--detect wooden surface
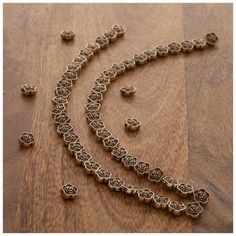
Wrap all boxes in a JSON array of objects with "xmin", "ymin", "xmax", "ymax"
[{"xmin": 3, "ymin": 3, "xmax": 232, "ymax": 233}]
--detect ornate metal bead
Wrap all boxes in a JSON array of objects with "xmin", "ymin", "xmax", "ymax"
[
  {"xmin": 137, "ymin": 188, "xmax": 154, "ymax": 203},
  {"xmin": 122, "ymin": 184, "xmax": 138, "ymax": 195},
  {"xmin": 52, "ymin": 96, "xmax": 68, "ymax": 106},
  {"xmin": 108, "ymin": 177, "xmax": 125, "ymax": 191},
  {"xmin": 111, "ymin": 147, "xmax": 127, "ymax": 161},
  {"xmin": 61, "ymin": 31, "xmax": 75, "ymax": 41},
  {"xmin": 95, "ymin": 168, "xmax": 112, "ymax": 183},
  {"xmin": 192, "ymin": 38, "xmax": 207, "ymax": 50},
  {"xmin": 61, "ymin": 183, "xmax": 78, "ymax": 200},
  {"xmin": 181, "ymin": 40, "xmax": 194, "ymax": 53},
  {"xmin": 102, "ymin": 137, "xmax": 119, "ymax": 151},
  {"xmin": 112, "ymin": 25, "xmax": 125, "ymax": 37},
  {"xmin": 193, "ymin": 188, "xmax": 210, "ymax": 204},
  {"xmin": 162, "ymin": 176, "xmax": 178, "ymax": 189},
  {"xmin": 55, "ymin": 86, "xmax": 71, "ymax": 98},
  {"xmin": 62, "ymin": 69, "xmax": 78, "ymax": 82},
  {"xmin": 57, "ymin": 123, "xmax": 73, "ymax": 136},
  {"xmin": 176, "ymin": 183, "xmax": 194, "ymax": 198},
  {"xmin": 95, "ymin": 128, "xmax": 112, "ymax": 141},
  {"xmin": 72, "ymin": 55, "xmax": 88, "ymax": 67},
  {"xmin": 205, "ymin": 33, "xmax": 218, "ymax": 46},
  {"xmin": 66, "ymin": 62, "xmax": 81, "ymax": 72},
  {"xmin": 133, "ymin": 53, "xmax": 148, "ymax": 65},
  {"xmin": 95, "ymin": 36, "xmax": 109, "ymax": 48},
  {"xmin": 121, "ymin": 59, "xmax": 136, "ymax": 70},
  {"xmin": 68, "ymin": 142, "xmax": 84, "ymax": 155},
  {"xmin": 104, "ymin": 29, "xmax": 117, "ymax": 42},
  {"xmin": 85, "ymin": 102, "xmax": 101, "ymax": 113},
  {"xmin": 85, "ymin": 112, "xmax": 102, "ymax": 123},
  {"xmin": 95, "ymin": 75, "xmax": 110, "ymax": 86},
  {"xmin": 79, "ymin": 48, "xmax": 94, "ymax": 61},
  {"xmin": 86, "ymin": 42, "xmax": 101, "ymax": 54},
  {"xmin": 84, "ymin": 160, "xmax": 100, "ymax": 175},
  {"xmin": 111, "ymin": 63, "xmax": 126, "ymax": 75},
  {"xmin": 121, "ymin": 155, "xmax": 138, "ymax": 169},
  {"xmin": 53, "ymin": 112, "xmax": 70, "ymax": 124},
  {"xmin": 19, "ymin": 132, "xmax": 35, "ymax": 148},
  {"xmin": 75, "ymin": 150, "xmax": 92, "ymax": 165},
  {"xmin": 89, "ymin": 120, "xmax": 105, "ymax": 133},
  {"xmin": 91, "ymin": 84, "xmax": 107, "ymax": 94},
  {"xmin": 185, "ymin": 202, "xmax": 203, "ymax": 218},
  {"xmin": 143, "ymin": 49, "xmax": 157, "ymax": 60},
  {"xmin": 148, "ymin": 168, "xmax": 164, "ymax": 183},
  {"xmin": 134, "ymin": 161, "xmax": 150, "ymax": 176},
  {"xmin": 120, "ymin": 85, "xmax": 136, "ymax": 96},
  {"xmin": 63, "ymin": 132, "xmax": 79, "ymax": 146},
  {"xmin": 125, "ymin": 118, "xmax": 141, "ymax": 131},
  {"xmin": 155, "ymin": 46, "xmax": 169, "ymax": 57},
  {"xmin": 152, "ymin": 195, "xmax": 170, "ymax": 209},
  {"xmin": 102, "ymin": 68, "xmax": 117, "ymax": 81},
  {"xmin": 168, "ymin": 42, "xmax": 182, "ymax": 55},
  {"xmin": 88, "ymin": 92, "xmax": 103, "ymax": 103},
  {"xmin": 57, "ymin": 78, "xmax": 73, "ymax": 89},
  {"xmin": 21, "ymin": 84, "xmax": 37, "ymax": 96},
  {"xmin": 168, "ymin": 201, "xmax": 186, "ymax": 215},
  {"xmin": 51, "ymin": 103, "xmax": 66, "ymax": 116}
]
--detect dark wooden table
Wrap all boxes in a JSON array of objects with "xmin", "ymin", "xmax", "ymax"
[{"xmin": 3, "ymin": 3, "xmax": 233, "ymax": 233}]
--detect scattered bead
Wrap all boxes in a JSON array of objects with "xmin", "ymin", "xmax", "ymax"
[
  {"xmin": 61, "ymin": 31, "xmax": 75, "ymax": 41},
  {"xmin": 125, "ymin": 118, "xmax": 141, "ymax": 131},
  {"xmin": 21, "ymin": 84, "xmax": 37, "ymax": 96},
  {"xmin": 120, "ymin": 85, "xmax": 136, "ymax": 96},
  {"xmin": 19, "ymin": 132, "xmax": 35, "ymax": 148},
  {"xmin": 61, "ymin": 183, "xmax": 78, "ymax": 200}
]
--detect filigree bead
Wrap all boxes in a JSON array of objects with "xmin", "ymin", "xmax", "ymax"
[
  {"xmin": 162, "ymin": 176, "xmax": 178, "ymax": 189},
  {"xmin": 133, "ymin": 53, "xmax": 148, "ymax": 65},
  {"xmin": 176, "ymin": 183, "xmax": 194, "ymax": 198},
  {"xmin": 55, "ymin": 86, "xmax": 71, "ymax": 98},
  {"xmin": 148, "ymin": 168, "xmax": 164, "ymax": 183},
  {"xmin": 72, "ymin": 55, "xmax": 88, "ymax": 67},
  {"xmin": 125, "ymin": 118, "xmax": 141, "ymax": 131},
  {"xmin": 168, "ymin": 201, "xmax": 186, "ymax": 215},
  {"xmin": 122, "ymin": 184, "xmax": 138, "ymax": 195},
  {"xmin": 79, "ymin": 48, "xmax": 94, "ymax": 61},
  {"xmin": 185, "ymin": 202, "xmax": 203, "ymax": 218},
  {"xmin": 84, "ymin": 160, "xmax": 100, "ymax": 175},
  {"xmin": 88, "ymin": 92, "xmax": 103, "ymax": 103},
  {"xmin": 108, "ymin": 177, "xmax": 125, "ymax": 191},
  {"xmin": 21, "ymin": 84, "xmax": 37, "ymax": 96},
  {"xmin": 168, "ymin": 42, "xmax": 182, "ymax": 54},
  {"xmin": 120, "ymin": 85, "xmax": 136, "ymax": 96},
  {"xmin": 111, "ymin": 147, "xmax": 127, "ymax": 161},
  {"xmin": 57, "ymin": 123, "xmax": 73, "ymax": 136},
  {"xmin": 51, "ymin": 103, "xmax": 66, "ymax": 116},
  {"xmin": 86, "ymin": 42, "xmax": 101, "ymax": 54},
  {"xmin": 181, "ymin": 40, "xmax": 194, "ymax": 53},
  {"xmin": 57, "ymin": 78, "xmax": 73, "ymax": 89},
  {"xmin": 121, "ymin": 155, "xmax": 138, "ymax": 169},
  {"xmin": 193, "ymin": 188, "xmax": 210, "ymax": 204},
  {"xmin": 62, "ymin": 70, "xmax": 78, "ymax": 82},
  {"xmin": 53, "ymin": 112, "xmax": 70, "ymax": 124},
  {"xmin": 95, "ymin": 168, "xmax": 112, "ymax": 183},
  {"xmin": 61, "ymin": 183, "xmax": 78, "ymax": 200},
  {"xmin": 103, "ymin": 137, "xmax": 119, "ymax": 151},
  {"xmin": 205, "ymin": 33, "xmax": 218, "ymax": 46},
  {"xmin": 91, "ymin": 84, "xmax": 107, "ymax": 94},
  {"xmin": 19, "ymin": 132, "xmax": 35, "ymax": 148},
  {"xmin": 89, "ymin": 120, "xmax": 105, "ymax": 133},
  {"xmin": 68, "ymin": 142, "xmax": 84, "ymax": 155},
  {"xmin": 95, "ymin": 36, "xmax": 109, "ymax": 48},
  {"xmin": 143, "ymin": 49, "xmax": 157, "ymax": 60},
  {"xmin": 52, "ymin": 96, "xmax": 68, "ymax": 106},
  {"xmin": 95, "ymin": 75, "xmax": 110, "ymax": 86},
  {"xmin": 61, "ymin": 31, "xmax": 75, "ymax": 41},
  {"xmin": 102, "ymin": 68, "xmax": 117, "ymax": 81},
  {"xmin": 85, "ymin": 112, "xmax": 102, "ymax": 123},
  {"xmin": 152, "ymin": 195, "xmax": 170, "ymax": 209},
  {"xmin": 63, "ymin": 132, "xmax": 79, "ymax": 146},
  {"xmin": 85, "ymin": 102, "xmax": 101, "ymax": 113},
  {"xmin": 137, "ymin": 188, "xmax": 154, "ymax": 203},
  {"xmin": 104, "ymin": 29, "xmax": 117, "ymax": 42},
  {"xmin": 192, "ymin": 38, "xmax": 207, "ymax": 50},
  {"xmin": 66, "ymin": 62, "xmax": 81, "ymax": 73},
  {"xmin": 156, "ymin": 46, "xmax": 169, "ymax": 57},
  {"xmin": 121, "ymin": 59, "xmax": 136, "ymax": 70},
  {"xmin": 134, "ymin": 161, "xmax": 150, "ymax": 176},
  {"xmin": 111, "ymin": 63, "xmax": 126, "ymax": 75},
  {"xmin": 75, "ymin": 150, "xmax": 92, "ymax": 165},
  {"xmin": 112, "ymin": 25, "xmax": 125, "ymax": 37},
  {"xmin": 96, "ymin": 128, "xmax": 112, "ymax": 141}
]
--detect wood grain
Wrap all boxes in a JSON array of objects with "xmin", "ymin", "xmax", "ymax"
[{"xmin": 3, "ymin": 3, "xmax": 232, "ymax": 233}]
